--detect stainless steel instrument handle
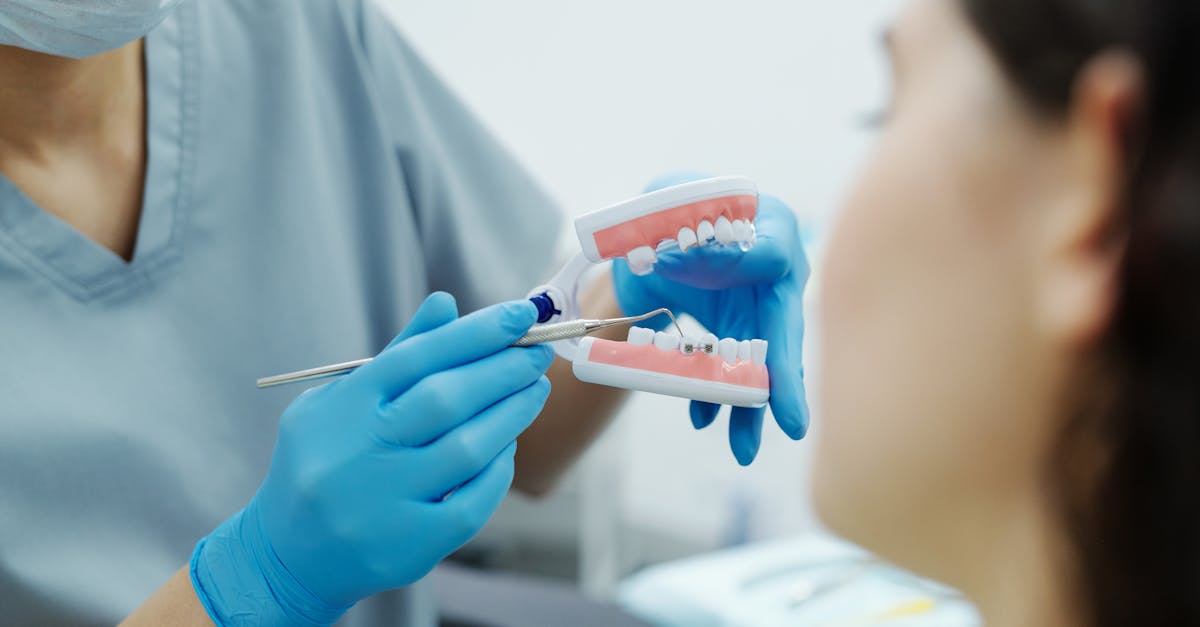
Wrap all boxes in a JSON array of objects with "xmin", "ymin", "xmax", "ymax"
[
  {"xmin": 510, "ymin": 320, "xmax": 591, "ymax": 346},
  {"xmin": 256, "ymin": 308, "xmax": 680, "ymax": 389}
]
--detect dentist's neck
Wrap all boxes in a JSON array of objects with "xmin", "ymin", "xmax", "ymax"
[
  {"xmin": 0, "ymin": 42, "xmax": 148, "ymax": 261},
  {"xmin": 0, "ymin": 41, "xmax": 145, "ymax": 158}
]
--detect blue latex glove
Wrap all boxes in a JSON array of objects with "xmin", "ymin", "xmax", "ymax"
[
  {"xmin": 191, "ymin": 293, "xmax": 553, "ymax": 626},
  {"xmin": 612, "ymin": 173, "xmax": 810, "ymax": 466}
]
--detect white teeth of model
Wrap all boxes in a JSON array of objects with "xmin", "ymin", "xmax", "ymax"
[
  {"xmin": 680, "ymin": 336, "xmax": 700, "ymax": 355},
  {"xmin": 750, "ymin": 339, "xmax": 769, "ymax": 365},
  {"xmin": 715, "ymin": 216, "xmax": 734, "ymax": 244},
  {"xmin": 732, "ymin": 220, "xmax": 752, "ymax": 243},
  {"xmin": 677, "ymin": 226, "xmax": 698, "ymax": 252},
  {"xmin": 626, "ymin": 246, "xmax": 657, "ymax": 276},
  {"xmin": 697, "ymin": 220, "xmax": 716, "ymax": 243},
  {"xmin": 738, "ymin": 340, "xmax": 753, "ymax": 362},
  {"xmin": 718, "ymin": 338, "xmax": 739, "ymax": 364},
  {"xmin": 628, "ymin": 326, "xmax": 655, "ymax": 346},
  {"xmin": 654, "ymin": 332, "xmax": 681, "ymax": 351},
  {"xmin": 700, "ymin": 333, "xmax": 719, "ymax": 355}
]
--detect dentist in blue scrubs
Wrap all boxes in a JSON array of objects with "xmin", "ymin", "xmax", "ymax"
[{"xmin": 0, "ymin": 1, "xmax": 810, "ymax": 625}]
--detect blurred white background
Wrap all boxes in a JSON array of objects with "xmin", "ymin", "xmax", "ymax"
[{"xmin": 376, "ymin": 0, "xmax": 901, "ymax": 595}]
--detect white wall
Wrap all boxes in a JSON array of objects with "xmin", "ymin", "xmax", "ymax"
[{"xmin": 376, "ymin": 0, "xmax": 902, "ymax": 590}]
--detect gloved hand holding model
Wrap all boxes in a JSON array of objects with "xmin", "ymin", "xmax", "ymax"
[
  {"xmin": 190, "ymin": 293, "xmax": 554, "ymax": 626},
  {"xmin": 612, "ymin": 173, "xmax": 810, "ymax": 465}
]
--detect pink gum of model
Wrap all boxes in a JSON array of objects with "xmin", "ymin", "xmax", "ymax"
[
  {"xmin": 582, "ymin": 339, "xmax": 769, "ymax": 389},
  {"xmin": 589, "ymin": 194, "xmax": 758, "ymax": 260}
]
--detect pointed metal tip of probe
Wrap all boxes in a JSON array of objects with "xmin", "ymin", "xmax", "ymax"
[
  {"xmin": 584, "ymin": 308, "xmax": 684, "ymax": 338},
  {"xmin": 651, "ymin": 308, "xmax": 685, "ymax": 338}
]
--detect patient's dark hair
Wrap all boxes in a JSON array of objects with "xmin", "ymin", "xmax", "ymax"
[{"xmin": 960, "ymin": 1, "xmax": 1200, "ymax": 626}]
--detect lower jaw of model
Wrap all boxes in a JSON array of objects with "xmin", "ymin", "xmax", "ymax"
[{"xmin": 572, "ymin": 327, "xmax": 770, "ymax": 408}]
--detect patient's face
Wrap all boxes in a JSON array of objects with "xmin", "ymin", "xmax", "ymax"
[{"xmin": 814, "ymin": 0, "xmax": 1067, "ymax": 579}]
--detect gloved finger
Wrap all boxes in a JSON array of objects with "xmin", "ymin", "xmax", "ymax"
[
  {"xmin": 386, "ymin": 292, "xmax": 459, "ymax": 349},
  {"xmin": 772, "ymin": 374, "xmax": 810, "ymax": 442},
  {"xmin": 760, "ymin": 280, "xmax": 809, "ymax": 440},
  {"xmin": 351, "ymin": 300, "xmax": 539, "ymax": 400},
  {"xmin": 729, "ymin": 404, "xmax": 767, "ymax": 466},
  {"xmin": 376, "ymin": 347, "xmax": 554, "ymax": 446},
  {"xmin": 690, "ymin": 400, "xmax": 720, "ymax": 430},
  {"xmin": 371, "ymin": 505, "xmax": 448, "ymax": 587},
  {"xmin": 433, "ymin": 441, "xmax": 518, "ymax": 549},
  {"xmin": 415, "ymin": 377, "xmax": 551, "ymax": 498},
  {"xmin": 652, "ymin": 246, "xmax": 786, "ymax": 290}
]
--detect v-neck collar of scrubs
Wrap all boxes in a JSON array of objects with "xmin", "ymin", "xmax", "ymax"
[{"xmin": 0, "ymin": 1, "xmax": 197, "ymax": 304}]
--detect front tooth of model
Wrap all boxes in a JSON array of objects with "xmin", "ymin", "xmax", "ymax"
[
  {"xmin": 738, "ymin": 340, "xmax": 753, "ymax": 362},
  {"xmin": 718, "ymin": 338, "xmax": 739, "ymax": 364},
  {"xmin": 751, "ymin": 339, "xmax": 769, "ymax": 365},
  {"xmin": 700, "ymin": 333, "xmax": 719, "ymax": 355},
  {"xmin": 628, "ymin": 326, "xmax": 655, "ymax": 346},
  {"xmin": 654, "ymin": 332, "xmax": 681, "ymax": 351},
  {"xmin": 697, "ymin": 220, "xmax": 716, "ymax": 243},
  {"xmin": 732, "ymin": 220, "xmax": 752, "ymax": 242},
  {"xmin": 626, "ymin": 246, "xmax": 658, "ymax": 276},
  {"xmin": 680, "ymin": 336, "xmax": 699, "ymax": 355},
  {"xmin": 677, "ymin": 226, "xmax": 698, "ymax": 252},
  {"xmin": 715, "ymin": 216, "xmax": 734, "ymax": 244}
]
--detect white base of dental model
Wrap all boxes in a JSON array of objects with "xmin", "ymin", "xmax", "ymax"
[{"xmin": 573, "ymin": 355, "xmax": 771, "ymax": 408}]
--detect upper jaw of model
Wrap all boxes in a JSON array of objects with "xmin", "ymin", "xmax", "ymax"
[
  {"xmin": 575, "ymin": 175, "xmax": 760, "ymax": 276},
  {"xmin": 624, "ymin": 216, "xmax": 758, "ymax": 276}
]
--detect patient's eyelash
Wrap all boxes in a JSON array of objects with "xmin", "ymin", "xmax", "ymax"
[
  {"xmin": 859, "ymin": 109, "xmax": 889, "ymax": 129},
  {"xmin": 865, "ymin": 27, "xmax": 898, "ymax": 131}
]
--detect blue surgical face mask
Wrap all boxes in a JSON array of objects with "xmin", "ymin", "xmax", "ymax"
[{"xmin": 0, "ymin": 0, "xmax": 183, "ymax": 59}]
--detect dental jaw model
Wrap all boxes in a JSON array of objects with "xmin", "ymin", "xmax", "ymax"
[{"xmin": 527, "ymin": 176, "xmax": 770, "ymax": 408}]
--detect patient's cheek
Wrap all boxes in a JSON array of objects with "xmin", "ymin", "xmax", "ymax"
[
  {"xmin": 809, "ymin": 402, "xmax": 875, "ymax": 542},
  {"xmin": 811, "ymin": 448, "xmax": 845, "ymax": 529}
]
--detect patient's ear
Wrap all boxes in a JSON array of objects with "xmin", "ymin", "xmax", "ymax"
[{"xmin": 1035, "ymin": 52, "xmax": 1141, "ymax": 349}]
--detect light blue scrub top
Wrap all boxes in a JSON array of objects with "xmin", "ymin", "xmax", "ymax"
[{"xmin": 0, "ymin": 0, "xmax": 561, "ymax": 624}]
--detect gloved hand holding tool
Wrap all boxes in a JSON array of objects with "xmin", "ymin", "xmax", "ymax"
[{"xmin": 191, "ymin": 293, "xmax": 554, "ymax": 626}]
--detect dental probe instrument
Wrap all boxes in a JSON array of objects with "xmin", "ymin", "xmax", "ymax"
[
  {"xmin": 255, "ymin": 309, "xmax": 681, "ymax": 389},
  {"xmin": 512, "ymin": 309, "xmax": 681, "ymax": 346}
]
